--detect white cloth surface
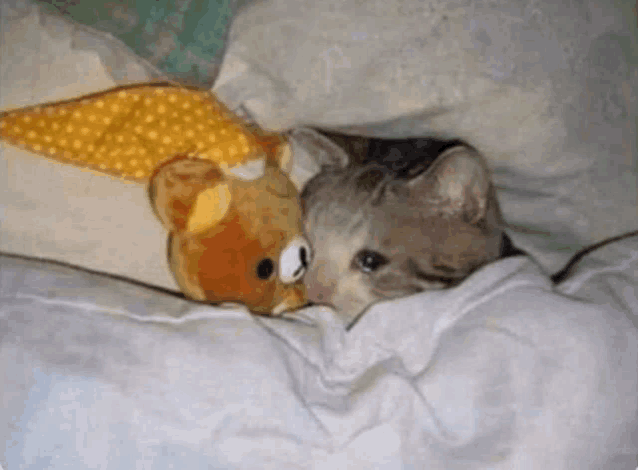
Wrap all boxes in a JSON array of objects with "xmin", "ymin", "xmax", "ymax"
[
  {"xmin": 214, "ymin": 0, "xmax": 638, "ymax": 274},
  {"xmin": 1, "ymin": 234, "xmax": 637, "ymax": 469},
  {"xmin": 0, "ymin": 0, "xmax": 178, "ymax": 291}
]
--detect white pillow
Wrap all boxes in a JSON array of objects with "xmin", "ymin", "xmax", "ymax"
[
  {"xmin": 213, "ymin": 0, "xmax": 638, "ymax": 273},
  {"xmin": 0, "ymin": 0, "xmax": 179, "ymax": 290}
]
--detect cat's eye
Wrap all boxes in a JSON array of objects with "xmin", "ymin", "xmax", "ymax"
[
  {"xmin": 256, "ymin": 258, "xmax": 275, "ymax": 280},
  {"xmin": 354, "ymin": 250, "xmax": 389, "ymax": 273}
]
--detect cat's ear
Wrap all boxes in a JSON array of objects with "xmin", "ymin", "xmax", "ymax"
[
  {"xmin": 408, "ymin": 145, "xmax": 491, "ymax": 223},
  {"xmin": 289, "ymin": 127, "xmax": 350, "ymax": 169}
]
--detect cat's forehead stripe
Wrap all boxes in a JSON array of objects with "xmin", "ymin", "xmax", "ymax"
[{"xmin": 345, "ymin": 212, "xmax": 369, "ymax": 237}]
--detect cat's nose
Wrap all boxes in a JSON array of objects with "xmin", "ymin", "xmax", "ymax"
[
  {"xmin": 304, "ymin": 264, "xmax": 336, "ymax": 304},
  {"xmin": 310, "ymin": 289, "xmax": 324, "ymax": 302},
  {"xmin": 306, "ymin": 282, "xmax": 333, "ymax": 304}
]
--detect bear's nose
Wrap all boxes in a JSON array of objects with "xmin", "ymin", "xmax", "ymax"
[{"xmin": 279, "ymin": 236, "xmax": 312, "ymax": 284}]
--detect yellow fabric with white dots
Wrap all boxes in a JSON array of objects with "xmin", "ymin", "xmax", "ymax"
[{"xmin": 0, "ymin": 83, "xmax": 268, "ymax": 182}]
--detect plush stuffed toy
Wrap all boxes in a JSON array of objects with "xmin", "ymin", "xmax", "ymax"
[{"xmin": 0, "ymin": 82, "xmax": 309, "ymax": 315}]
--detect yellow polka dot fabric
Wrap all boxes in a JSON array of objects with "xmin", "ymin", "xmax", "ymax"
[{"xmin": 0, "ymin": 83, "xmax": 273, "ymax": 182}]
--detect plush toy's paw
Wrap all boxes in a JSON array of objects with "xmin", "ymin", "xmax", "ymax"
[{"xmin": 149, "ymin": 156, "xmax": 309, "ymax": 315}]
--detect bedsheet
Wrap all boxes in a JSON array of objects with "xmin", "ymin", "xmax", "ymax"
[{"xmin": 1, "ymin": 234, "xmax": 637, "ymax": 469}]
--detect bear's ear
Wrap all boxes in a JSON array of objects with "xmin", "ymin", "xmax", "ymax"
[{"xmin": 149, "ymin": 156, "xmax": 232, "ymax": 234}]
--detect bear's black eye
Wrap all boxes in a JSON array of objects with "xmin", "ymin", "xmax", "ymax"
[
  {"xmin": 353, "ymin": 250, "xmax": 389, "ymax": 273},
  {"xmin": 256, "ymin": 258, "xmax": 275, "ymax": 280}
]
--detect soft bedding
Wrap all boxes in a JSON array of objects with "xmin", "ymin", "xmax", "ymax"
[
  {"xmin": 213, "ymin": 0, "xmax": 638, "ymax": 274},
  {"xmin": 1, "ymin": 235, "xmax": 637, "ymax": 468},
  {"xmin": 1, "ymin": 0, "xmax": 637, "ymax": 468},
  {"xmin": 33, "ymin": 0, "xmax": 238, "ymax": 87},
  {"xmin": 0, "ymin": 0, "xmax": 179, "ymax": 291}
]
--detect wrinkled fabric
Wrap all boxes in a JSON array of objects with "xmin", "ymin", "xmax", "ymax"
[
  {"xmin": 33, "ymin": 0, "xmax": 239, "ymax": 87},
  {"xmin": 214, "ymin": 0, "xmax": 638, "ymax": 274},
  {"xmin": 1, "ymin": 234, "xmax": 637, "ymax": 469}
]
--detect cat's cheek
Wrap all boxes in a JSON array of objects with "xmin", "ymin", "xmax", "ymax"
[{"xmin": 303, "ymin": 261, "xmax": 342, "ymax": 305}]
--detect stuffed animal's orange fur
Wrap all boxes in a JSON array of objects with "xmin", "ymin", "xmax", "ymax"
[
  {"xmin": 149, "ymin": 156, "xmax": 308, "ymax": 314},
  {"xmin": 0, "ymin": 83, "xmax": 308, "ymax": 314}
]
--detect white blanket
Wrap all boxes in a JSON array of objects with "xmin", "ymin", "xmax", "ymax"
[{"xmin": 1, "ymin": 236, "xmax": 637, "ymax": 468}]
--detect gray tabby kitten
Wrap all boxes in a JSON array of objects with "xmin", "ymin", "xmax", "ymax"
[{"xmin": 296, "ymin": 128, "xmax": 509, "ymax": 327}]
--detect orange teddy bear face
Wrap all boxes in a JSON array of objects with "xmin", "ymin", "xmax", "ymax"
[{"xmin": 149, "ymin": 156, "xmax": 309, "ymax": 315}]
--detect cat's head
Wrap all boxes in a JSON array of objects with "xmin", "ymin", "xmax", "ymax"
[{"xmin": 297, "ymin": 129, "xmax": 504, "ymax": 326}]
